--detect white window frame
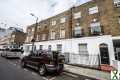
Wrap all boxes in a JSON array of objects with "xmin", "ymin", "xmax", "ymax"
[
  {"xmin": 30, "ymin": 36, "xmax": 33, "ymax": 41},
  {"xmin": 36, "ymin": 35, "xmax": 40, "ymax": 41},
  {"xmin": 48, "ymin": 45, "xmax": 52, "ymax": 51},
  {"xmin": 42, "ymin": 34, "xmax": 46, "ymax": 40},
  {"xmin": 60, "ymin": 17, "xmax": 66, "ymax": 23},
  {"xmin": 39, "ymin": 45, "xmax": 43, "ymax": 50},
  {"xmin": 90, "ymin": 22, "xmax": 101, "ymax": 34},
  {"xmin": 25, "ymin": 37, "xmax": 29, "ymax": 42},
  {"xmin": 27, "ymin": 29, "xmax": 32, "ymax": 35},
  {"xmin": 57, "ymin": 44, "xmax": 62, "ymax": 53},
  {"xmin": 51, "ymin": 31, "xmax": 56, "ymax": 39},
  {"xmin": 78, "ymin": 44, "xmax": 88, "ymax": 55},
  {"xmin": 11, "ymin": 39, "xmax": 14, "ymax": 42},
  {"xmin": 37, "ymin": 25, "xmax": 41, "ymax": 29},
  {"xmin": 32, "ymin": 28, "xmax": 34, "ymax": 32},
  {"xmin": 60, "ymin": 29, "xmax": 65, "ymax": 38},
  {"xmin": 74, "ymin": 12, "xmax": 81, "ymax": 19},
  {"xmin": 51, "ymin": 20, "xmax": 56, "ymax": 26},
  {"xmin": 74, "ymin": 26, "xmax": 82, "ymax": 35},
  {"xmin": 89, "ymin": 6, "xmax": 98, "ymax": 14},
  {"xmin": 12, "ymin": 35, "xmax": 15, "ymax": 38}
]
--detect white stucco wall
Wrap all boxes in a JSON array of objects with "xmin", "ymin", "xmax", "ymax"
[{"xmin": 23, "ymin": 35, "xmax": 115, "ymax": 66}]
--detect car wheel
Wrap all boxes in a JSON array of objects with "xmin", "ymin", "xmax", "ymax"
[
  {"xmin": 21, "ymin": 61, "xmax": 26, "ymax": 68},
  {"xmin": 39, "ymin": 64, "xmax": 46, "ymax": 76}
]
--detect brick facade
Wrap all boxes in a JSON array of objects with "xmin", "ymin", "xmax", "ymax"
[
  {"xmin": 10, "ymin": 31, "xmax": 26, "ymax": 45},
  {"xmin": 25, "ymin": 0, "xmax": 120, "ymax": 43}
]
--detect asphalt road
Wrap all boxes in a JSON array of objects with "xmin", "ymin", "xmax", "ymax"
[{"xmin": 0, "ymin": 56, "xmax": 97, "ymax": 80}]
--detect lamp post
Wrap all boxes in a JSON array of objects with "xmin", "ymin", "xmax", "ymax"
[{"xmin": 30, "ymin": 13, "xmax": 38, "ymax": 52}]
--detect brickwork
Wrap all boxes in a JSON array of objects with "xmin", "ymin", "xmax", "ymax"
[{"xmin": 25, "ymin": 0, "xmax": 120, "ymax": 43}]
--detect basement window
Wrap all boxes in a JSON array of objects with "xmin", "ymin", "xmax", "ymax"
[
  {"xmin": 39, "ymin": 45, "xmax": 43, "ymax": 50},
  {"xmin": 48, "ymin": 45, "xmax": 52, "ymax": 51},
  {"xmin": 57, "ymin": 44, "xmax": 62, "ymax": 53},
  {"xmin": 78, "ymin": 44, "xmax": 88, "ymax": 55}
]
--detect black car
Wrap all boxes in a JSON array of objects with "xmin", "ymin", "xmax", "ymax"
[{"xmin": 20, "ymin": 50, "xmax": 65, "ymax": 75}]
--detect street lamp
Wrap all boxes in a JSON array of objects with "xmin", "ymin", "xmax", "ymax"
[{"xmin": 30, "ymin": 13, "xmax": 38, "ymax": 52}]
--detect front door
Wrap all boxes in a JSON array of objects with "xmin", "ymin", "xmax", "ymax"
[{"xmin": 99, "ymin": 43, "xmax": 110, "ymax": 65}]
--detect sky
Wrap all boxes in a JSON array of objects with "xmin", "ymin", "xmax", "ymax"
[{"xmin": 0, "ymin": 0, "xmax": 91, "ymax": 32}]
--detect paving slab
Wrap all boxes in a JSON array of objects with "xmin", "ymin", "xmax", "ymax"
[{"xmin": 64, "ymin": 64, "xmax": 110, "ymax": 80}]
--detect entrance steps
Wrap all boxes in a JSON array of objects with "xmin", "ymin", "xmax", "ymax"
[{"xmin": 100, "ymin": 64, "xmax": 113, "ymax": 72}]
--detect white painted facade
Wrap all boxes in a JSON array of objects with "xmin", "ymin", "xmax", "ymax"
[{"xmin": 23, "ymin": 35, "xmax": 115, "ymax": 67}]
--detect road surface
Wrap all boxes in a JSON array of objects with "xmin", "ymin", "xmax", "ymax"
[{"xmin": 0, "ymin": 56, "xmax": 97, "ymax": 80}]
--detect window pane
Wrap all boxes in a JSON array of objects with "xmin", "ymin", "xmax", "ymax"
[
  {"xmin": 32, "ymin": 28, "xmax": 34, "ymax": 32},
  {"xmin": 89, "ymin": 6, "xmax": 98, "ymax": 14},
  {"xmin": 42, "ymin": 34, "xmax": 46, "ymax": 40},
  {"xmin": 60, "ymin": 17, "xmax": 66, "ymax": 23},
  {"xmin": 48, "ymin": 45, "xmax": 52, "ymax": 51},
  {"xmin": 39, "ymin": 45, "xmax": 43, "ymax": 50},
  {"xmin": 91, "ymin": 26, "xmax": 101, "ymax": 33},
  {"xmin": 74, "ymin": 12, "xmax": 81, "ymax": 19},
  {"xmin": 78, "ymin": 44, "xmax": 88, "ymax": 54},
  {"xmin": 74, "ymin": 26, "xmax": 82, "ymax": 35},
  {"xmin": 60, "ymin": 29, "xmax": 65, "ymax": 38},
  {"xmin": 57, "ymin": 44, "xmax": 62, "ymax": 53},
  {"xmin": 90, "ymin": 22, "xmax": 101, "ymax": 33},
  {"xmin": 51, "ymin": 31, "xmax": 55, "ymax": 39},
  {"xmin": 52, "ymin": 21, "xmax": 56, "ymax": 25}
]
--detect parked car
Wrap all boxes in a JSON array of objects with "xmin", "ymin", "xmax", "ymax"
[
  {"xmin": 5, "ymin": 49, "xmax": 23, "ymax": 58},
  {"xmin": 1, "ymin": 48, "xmax": 9, "ymax": 57},
  {"xmin": 20, "ymin": 50, "xmax": 65, "ymax": 75},
  {"xmin": 1, "ymin": 48, "xmax": 23, "ymax": 58}
]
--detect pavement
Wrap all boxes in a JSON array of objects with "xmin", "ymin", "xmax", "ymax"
[
  {"xmin": 0, "ymin": 56, "xmax": 97, "ymax": 80},
  {"xmin": 64, "ymin": 64, "xmax": 111, "ymax": 80}
]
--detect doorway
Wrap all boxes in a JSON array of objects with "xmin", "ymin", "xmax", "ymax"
[{"xmin": 99, "ymin": 43, "xmax": 110, "ymax": 65}]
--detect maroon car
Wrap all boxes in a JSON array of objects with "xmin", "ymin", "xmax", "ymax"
[{"xmin": 20, "ymin": 50, "xmax": 65, "ymax": 75}]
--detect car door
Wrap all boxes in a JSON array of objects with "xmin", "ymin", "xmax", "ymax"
[
  {"xmin": 24, "ymin": 52, "xmax": 35, "ymax": 66},
  {"xmin": 33, "ymin": 51, "xmax": 44, "ymax": 66}
]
